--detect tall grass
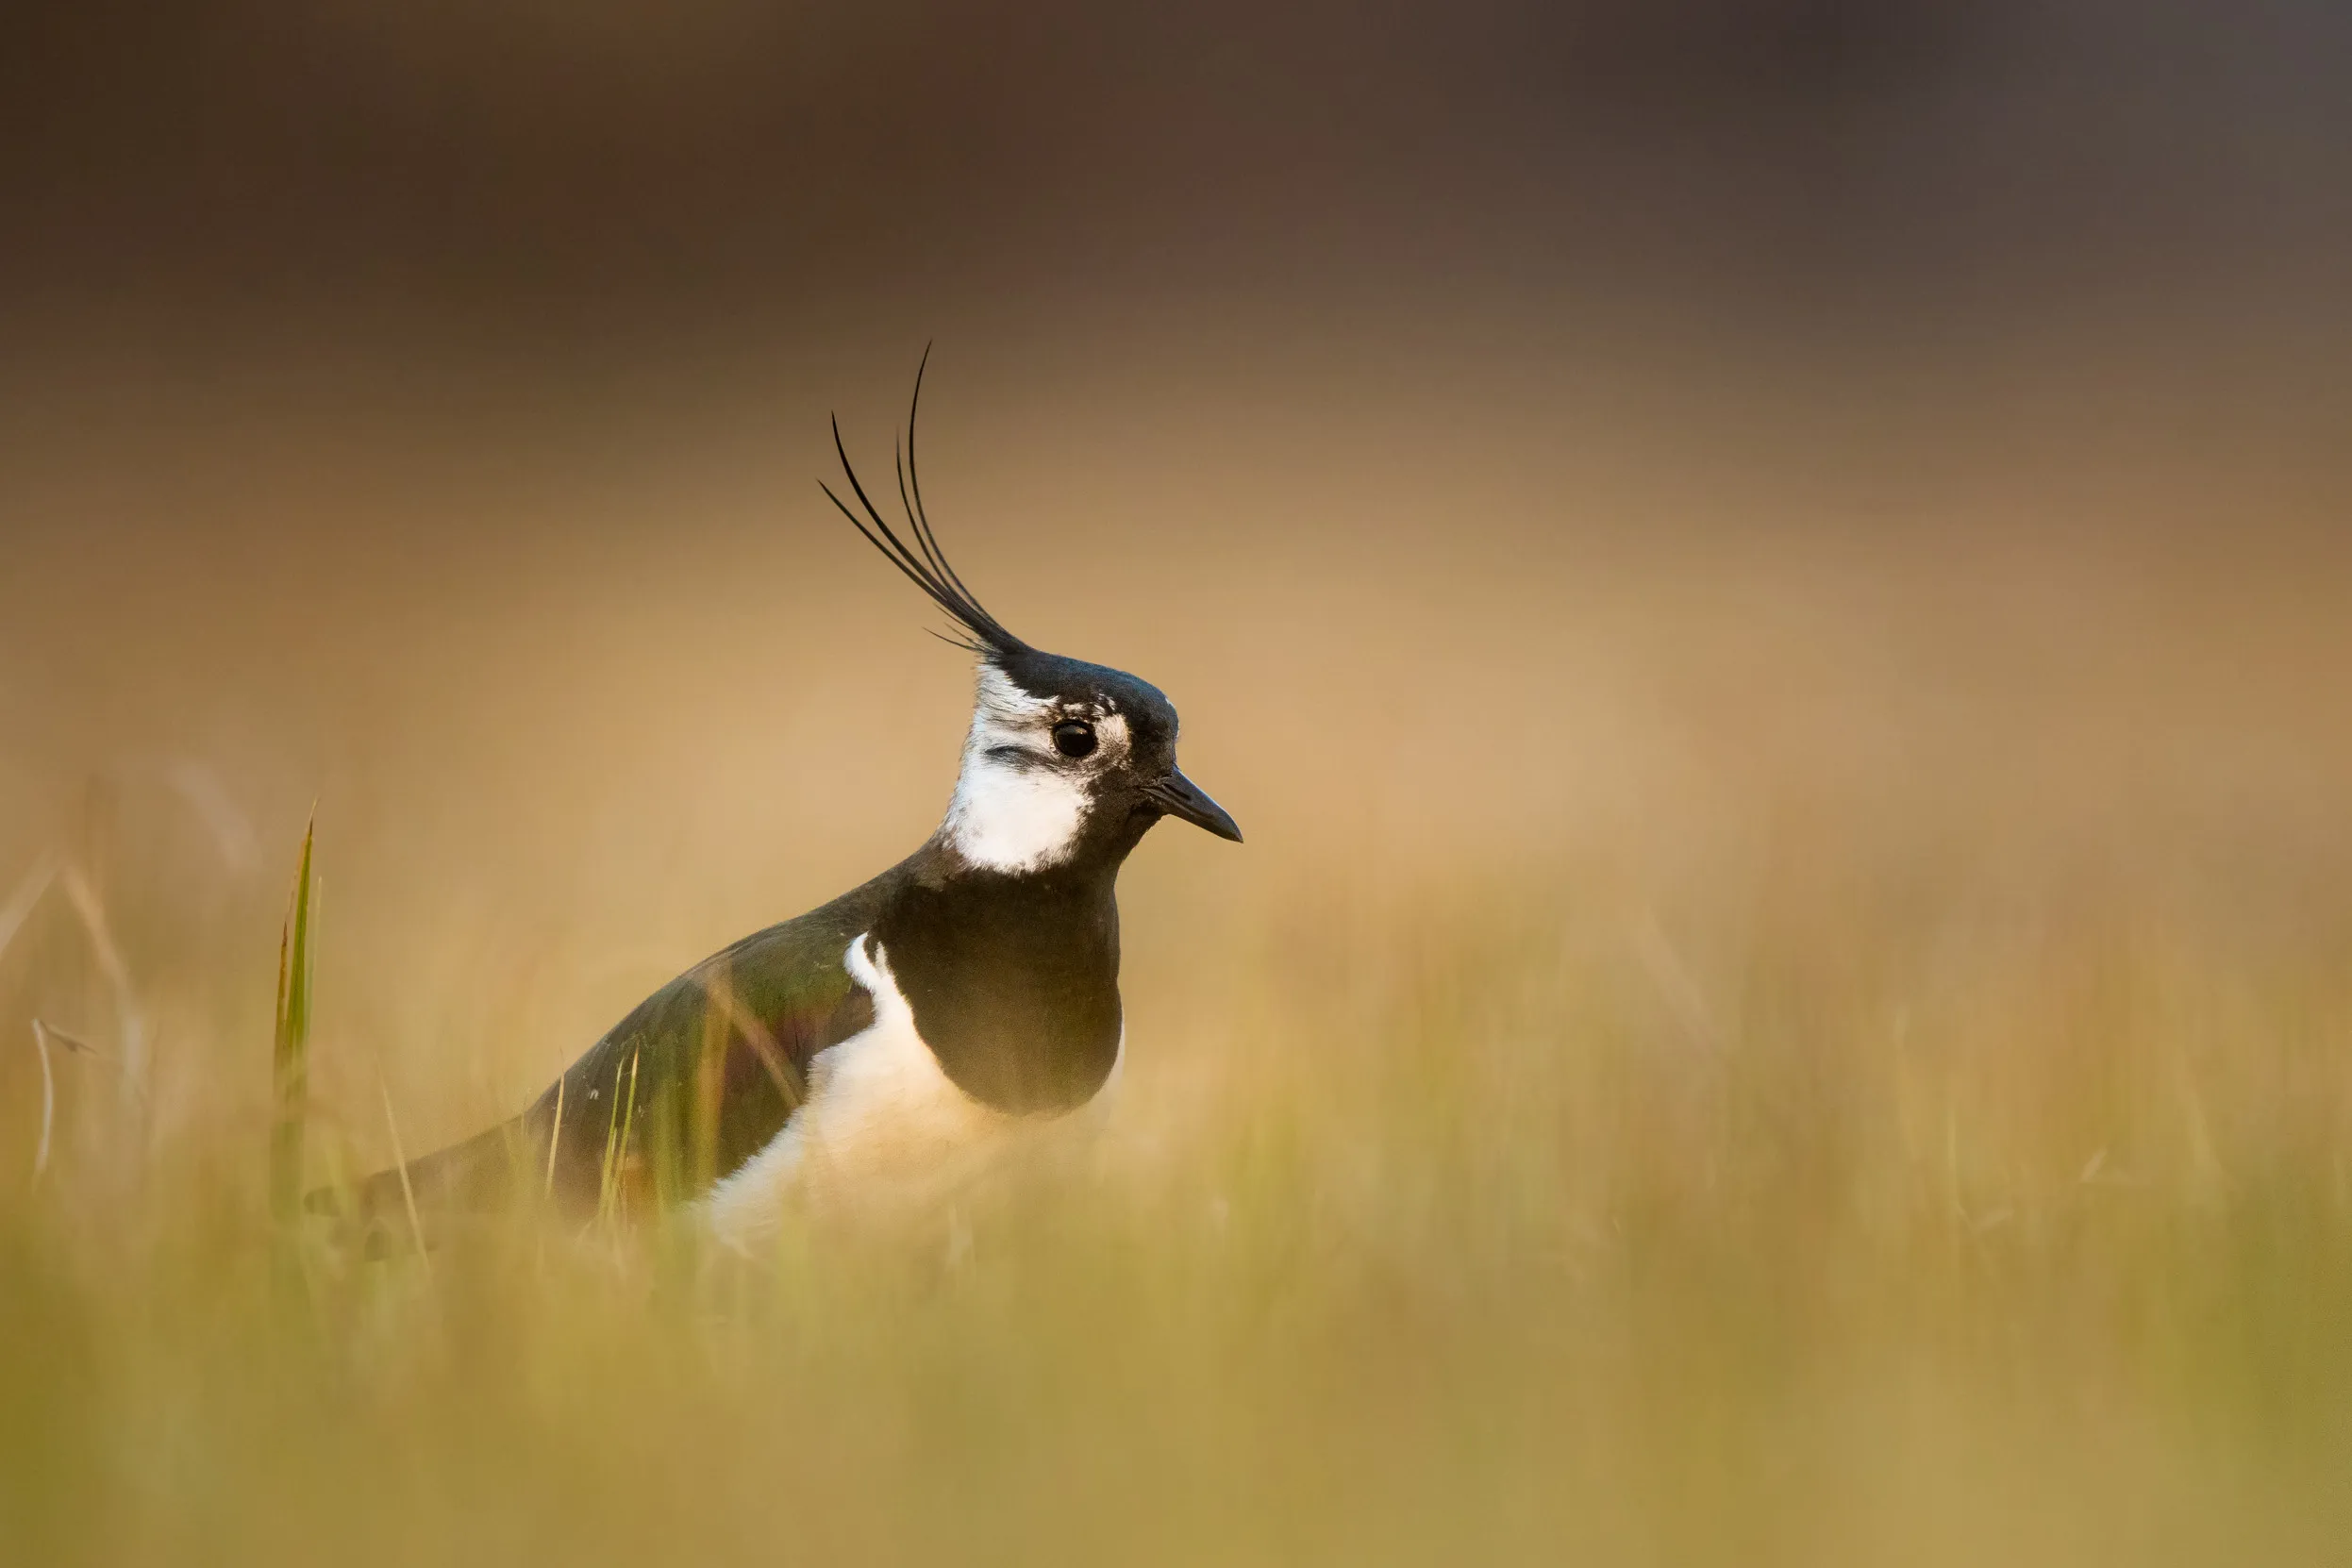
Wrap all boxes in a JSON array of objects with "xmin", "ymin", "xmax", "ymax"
[{"xmin": 5, "ymin": 831, "xmax": 2352, "ymax": 1564}]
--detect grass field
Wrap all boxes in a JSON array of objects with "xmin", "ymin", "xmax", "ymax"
[{"xmin": 5, "ymin": 341, "xmax": 2351, "ymax": 1563}]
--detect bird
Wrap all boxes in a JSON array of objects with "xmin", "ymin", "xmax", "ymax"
[{"xmin": 328, "ymin": 356, "xmax": 1242, "ymax": 1251}]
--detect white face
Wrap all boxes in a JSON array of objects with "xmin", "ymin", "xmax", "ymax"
[{"xmin": 941, "ymin": 664, "xmax": 1134, "ymax": 873}]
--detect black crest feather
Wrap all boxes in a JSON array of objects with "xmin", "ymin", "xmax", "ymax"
[{"xmin": 822, "ymin": 346, "xmax": 1028, "ymax": 659}]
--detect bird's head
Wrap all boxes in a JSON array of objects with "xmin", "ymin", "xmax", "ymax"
[{"xmin": 823, "ymin": 355, "xmax": 1243, "ymax": 876}]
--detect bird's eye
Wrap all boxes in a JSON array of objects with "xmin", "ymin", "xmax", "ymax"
[{"xmin": 1052, "ymin": 720, "xmax": 1097, "ymax": 759}]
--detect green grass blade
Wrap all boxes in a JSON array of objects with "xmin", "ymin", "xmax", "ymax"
[{"xmin": 270, "ymin": 814, "xmax": 315, "ymax": 1229}]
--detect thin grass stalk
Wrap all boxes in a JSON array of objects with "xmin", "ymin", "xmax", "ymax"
[
  {"xmin": 615, "ymin": 1045, "xmax": 643, "ymax": 1226},
  {"xmin": 544, "ymin": 1074, "xmax": 565, "ymax": 1202},
  {"xmin": 25, "ymin": 1018, "xmax": 120, "ymax": 1185},
  {"xmin": 597, "ymin": 1053, "xmax": 629, "ymax": 1225},
  {"xmin": 374, "ymin": 1060, "xmax": 432, "ymax": 1276},
  {"xmin": 59, "ymin": 862, "xmax": 149, "ymax": 1118},
  {"xmin": 596, "ymin": 1045, "xmax": 643, "ymax": 1231},
  {"xmin": 30, "ymin": 1020, "xmax": 55, "ymax": 1181},
  {"xmin": 271, "ymin": 815, "xmax": 315, "ymax": 1231},
  {"xmin": 0, "ymin": 851, "xmax": 58, "ymax": 962}
]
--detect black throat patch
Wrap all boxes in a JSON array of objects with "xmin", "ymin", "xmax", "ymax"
[{"xmin": 872, "ymin": 862, "xmax": 1125, "ymax": 1115}]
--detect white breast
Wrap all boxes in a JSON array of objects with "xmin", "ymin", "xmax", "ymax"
[{"xmin": 699, "ymin": 933, "xmax": 1042, "ymax": 1251}]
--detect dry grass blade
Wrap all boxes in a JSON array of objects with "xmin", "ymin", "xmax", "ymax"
[
  {"xmin": 29, "ymin": 1020, "xmax": 56, "ymax": 1181},
  {"xmin": 0, "ymin": 850, "xmax": 58, "ymax": 963},
  {"xmin": 594, "ymin": 1045, "xmax": 643, "ymax": 1229},
  {"xmin": 543, "ymin": 1074, "xmax": 565, "ymax": 1202},
  {"xmin": 25, "ymin": 1020, "xmax": 122, "ymax": 1183},
  {"xmin": 373, "ymin": 1059, "xmax": 432, "ymax": 1274},
  {"xmin": 3, "ymin": 859, "xmax": 63, "ymax": 1183},
  {"xmin": 596, "ymin": 1055, "xmax": 627, "ymax": 1220},
  {"xmin": 59, "ymin": 861, "xmax": 148, "ymax": 1111}
]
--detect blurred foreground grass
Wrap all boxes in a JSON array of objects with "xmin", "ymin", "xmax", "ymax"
[{"xmin": 7, "ymin": 839, "xmax": 2352, "ymax": 1565}]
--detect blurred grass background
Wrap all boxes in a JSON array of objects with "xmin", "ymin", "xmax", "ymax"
[
  {"xmin": 5, "ymin": 341, "xmax": 2351, "ymax": 1562},
  {"xmin": 7, "ymin": 2, "xmax": 2352, "ymax": 1561}
]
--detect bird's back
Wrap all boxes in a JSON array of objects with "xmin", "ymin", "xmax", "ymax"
[{"xmin": 334, "ymin": 867, "xmax": 897, "ymax": 1241}]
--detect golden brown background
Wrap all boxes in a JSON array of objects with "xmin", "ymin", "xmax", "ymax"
[{"xmin": 4, "ymin": 5, "xmax": 2352, "ymax": 1562}]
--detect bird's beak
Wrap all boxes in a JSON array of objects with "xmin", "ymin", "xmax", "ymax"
[{"xmin": 1145, "ymin": 769, "xmax": 1243, "ymax": 842}]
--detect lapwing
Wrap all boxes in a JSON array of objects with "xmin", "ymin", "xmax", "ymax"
[{"xmin": 334, "ymin": 358, "xmax": 1241, "ymax": 1249}]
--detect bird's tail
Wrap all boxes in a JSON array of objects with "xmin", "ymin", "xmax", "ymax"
[{"xmin": 307, "ymin": 1118, "xmax": 542, "ymax": 1256}]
